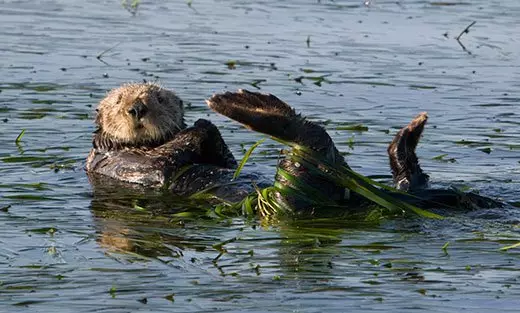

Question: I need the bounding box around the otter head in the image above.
[94,83,186,150]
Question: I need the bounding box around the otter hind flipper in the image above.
[388,112,429,191]
[207,90,339,161]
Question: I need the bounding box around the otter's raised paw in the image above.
[206,89,299,135]
[388,112,429,191]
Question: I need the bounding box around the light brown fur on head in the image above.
[94,83,185,149]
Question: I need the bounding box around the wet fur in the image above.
[387,112,429,191]
[93,83,186,150]
[207,89,341,163]
[87,84,502,212]
[87,84,236,190]
[207,89,347,204]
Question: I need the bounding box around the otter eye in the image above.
[127,108,137,117]
[127,102,148,119]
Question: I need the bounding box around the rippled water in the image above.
[1,0,520,312]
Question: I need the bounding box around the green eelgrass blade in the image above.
[233,138,266,180]
[282,141,443,219]
[188,134,442,220]
[276,168,335,203]
[500,242,520,251]
[15,129,26,143]
[254,186,292,218]
[339,173,442,219]
[338,166,443,219]
[241,194,255,216]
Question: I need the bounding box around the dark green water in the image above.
[1,0,519,312]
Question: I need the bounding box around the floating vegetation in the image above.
[0,182,50,191]
[456,21,477,54]
[109,286,117,298]
[18,111,47,120]
[336,124,369,132]
[294,75,331,86]
[2,82,62,92]
[346,136,355,150]
[500,242,520,251]
[121,0,140,15]
[31,99,55,105]
[15,129,25,143]
[300,68,315,73]
[233,138,266,180]
[432,154,456,163]
[430,2,471,6]
[96,42,121,65]
[455,139,492,147]
[4,194,58,201]
[49,159,77,171]
[441,242,450,255]
[225,60,237,69]
[409,85,437,90]
[223,60,276,71]
[1,155,73,169]
[212,237,237,262]
[2,156,56,163]
[27,227,57,235]
[250,79,266,89]
[200,138,442,221]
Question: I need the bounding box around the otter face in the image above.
[95,83,185,148]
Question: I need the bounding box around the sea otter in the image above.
[86,83,502,212]
[87,83,256,200]
[86,83,345,205]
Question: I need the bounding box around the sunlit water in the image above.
[1,0,519,312]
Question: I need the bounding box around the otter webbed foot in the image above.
[207,89,341,163]
[388,112,430,191]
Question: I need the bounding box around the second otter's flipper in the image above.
[207,89,340,162]
[388,112,429,191]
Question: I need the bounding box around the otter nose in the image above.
[128,101,148,120]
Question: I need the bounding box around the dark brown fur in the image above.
[207,89,347,205]
[387,112,429,191]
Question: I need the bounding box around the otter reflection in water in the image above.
[86,83,502,212]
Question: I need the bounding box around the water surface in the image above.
[1,0,520,312]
